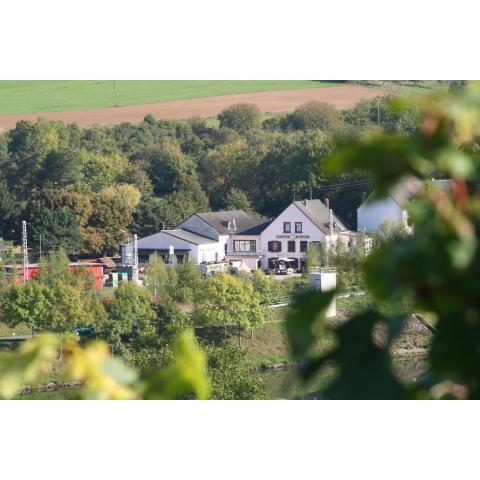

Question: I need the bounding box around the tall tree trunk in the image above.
[58,339,63,362]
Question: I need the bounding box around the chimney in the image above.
[232,218,237,230]
[303,199,307,206]
[325,198,330,209]
[329,209,334,236]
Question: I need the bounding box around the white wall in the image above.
[122,231,222,265]
[197,238,227,264]
[259,203,327,270]
[357,197,403,232]
[309,271,337,317]
[226,234,262,271]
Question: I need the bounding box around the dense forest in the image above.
[0,96,423,256]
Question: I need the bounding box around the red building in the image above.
[1,262,104,289]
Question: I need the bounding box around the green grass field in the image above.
[0,80,339,115]
[352,80,448,96]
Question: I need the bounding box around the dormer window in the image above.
[283,222,291,233]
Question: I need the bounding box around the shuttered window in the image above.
[268,241,281,252]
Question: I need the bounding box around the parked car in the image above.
[74,326,95,336]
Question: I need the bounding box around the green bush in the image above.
[218,103,261,133]
[287,101,341,131]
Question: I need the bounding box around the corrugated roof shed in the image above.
[96,257,117,269]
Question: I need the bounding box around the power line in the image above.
[279,179,372,199]
[311,180,372,192]
[285,179,372,193]
[311,183,372,194]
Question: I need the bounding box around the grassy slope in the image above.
[0,80,338,115]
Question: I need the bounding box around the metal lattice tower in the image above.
[21,220,29,283]
[132,234,139,282]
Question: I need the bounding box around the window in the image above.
[283,222,291,233]
[233,240,256,252]
[268,241,281,252]
[295,222,303,233]
[287,241,296,252]
[300,241,308,252]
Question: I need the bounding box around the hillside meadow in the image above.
[0,80,339,115]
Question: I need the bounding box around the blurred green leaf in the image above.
[285,290,335,359]
[102,358,138,384]
[320,312,406,399]
[0,334,59,399]
[141,331,211,400]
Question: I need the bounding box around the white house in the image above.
[357,177,452,232]
[121,210,268,268]
[227,199,351,271]
[176,210,267,262]
[121,229,221,265]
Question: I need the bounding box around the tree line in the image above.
[0,249,303,399]
[0,96,423,256]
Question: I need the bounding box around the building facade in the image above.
[122,202,350,273]
[122,210,268,269]
[0,263,104,289]
[227,199,350,271]
[357,177,452,232]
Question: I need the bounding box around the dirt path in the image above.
[0,85,384,129]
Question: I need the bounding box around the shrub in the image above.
[218,103,261,133]
[288,101,340,131]
[262,117,281,131]
[206,343,266,400]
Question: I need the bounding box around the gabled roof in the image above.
[194,210,272,235]
[293,199,347,234]
[363,177,453,208]
[238,219,273,235]
[389,176,424,207]
[163,229,217,245]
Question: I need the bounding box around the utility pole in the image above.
[132,234,139,283]
[377,98,380,127]
[21,220,29,284]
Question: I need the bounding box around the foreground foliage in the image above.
[0,331,210,400]
[287,83,480,399]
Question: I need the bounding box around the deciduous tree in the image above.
[194,273,264,343]
[218,103,261,134]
